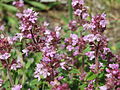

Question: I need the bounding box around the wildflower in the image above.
[22,49,29,56]
[12,84,22,90]
[0,53,11,60]
[12,33,24,42]
[60,62,66,70]
[0,79,3,87]
[72,0,84,7]
[109,64,119,69]
[103,47,111,54]
[74,9,82,16]
[43,21,49,27]
[0,25,5,31]
[57,76,64,80]
[66,45,74,51]
[69,20,77,31]
[83,34,96,42]
[85,51,95,60]
[105,64,120,89]
[82,13,89,19]
[12,0,24,7]
[34,63,50,81]
[17,8,38,34]
[100,20,107,28]
[99,85,107,90]
[10,59,22,70]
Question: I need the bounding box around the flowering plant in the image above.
[0,0,120,90]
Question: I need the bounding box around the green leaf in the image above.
[87,73,97,81]
[0,0,14,3]
[85,71,93,80]
[0,3,18,12]
[83,45,91,53]
[30,79,39,86]
[48,2,61,8]
[33,52,42,63]
[2,80,10,89]
[25,0,50,10]
[79,84,87,90]
[25,58,34,69]
[70,69,80,74]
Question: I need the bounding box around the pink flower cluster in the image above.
[16,8,38,38]
[65,34,86,56]
[105,64,120,89]
[72,0,89,19]
[85,80,95,90]
[12,0,24,7]
[83,13,107,33]
[34,63,50,81]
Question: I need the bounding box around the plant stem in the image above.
[81,55,84,73]
[30,29,37,44]
[68,0,73,21]
[5,60,14,86]
[7,68,14,86]
[95,42,100,89]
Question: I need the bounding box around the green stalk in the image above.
[68,0,73,21]
[5,60,14,86]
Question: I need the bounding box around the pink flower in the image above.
[10,59,22,70]
[0,53,11,60]
[22,49,29,56]
[69,20,77,31]
[34,63,50,81]
[12,33,23,41]
[60,62,66,70]
[83,23,92,30]
[55,26,61,31]
[103,47,111,54]
[58,76,64,80]
[44,30,51,35]
[0,79,3,87]
[42,56,51,62]
[12,0,24,7]
[83,34,96,42]
[109,64,119,69]
[72,0,84,7]
[0,25,5,31]
[43,21,49,27]
[99,85,107,90]
[66,45,74,51]
[85,51,95,60]
[70,34,78,40]
[18,8,38,32]
[82,13,89,19]
[74,9,82,16]
[12,84,22,90]
[100,20,107,28]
